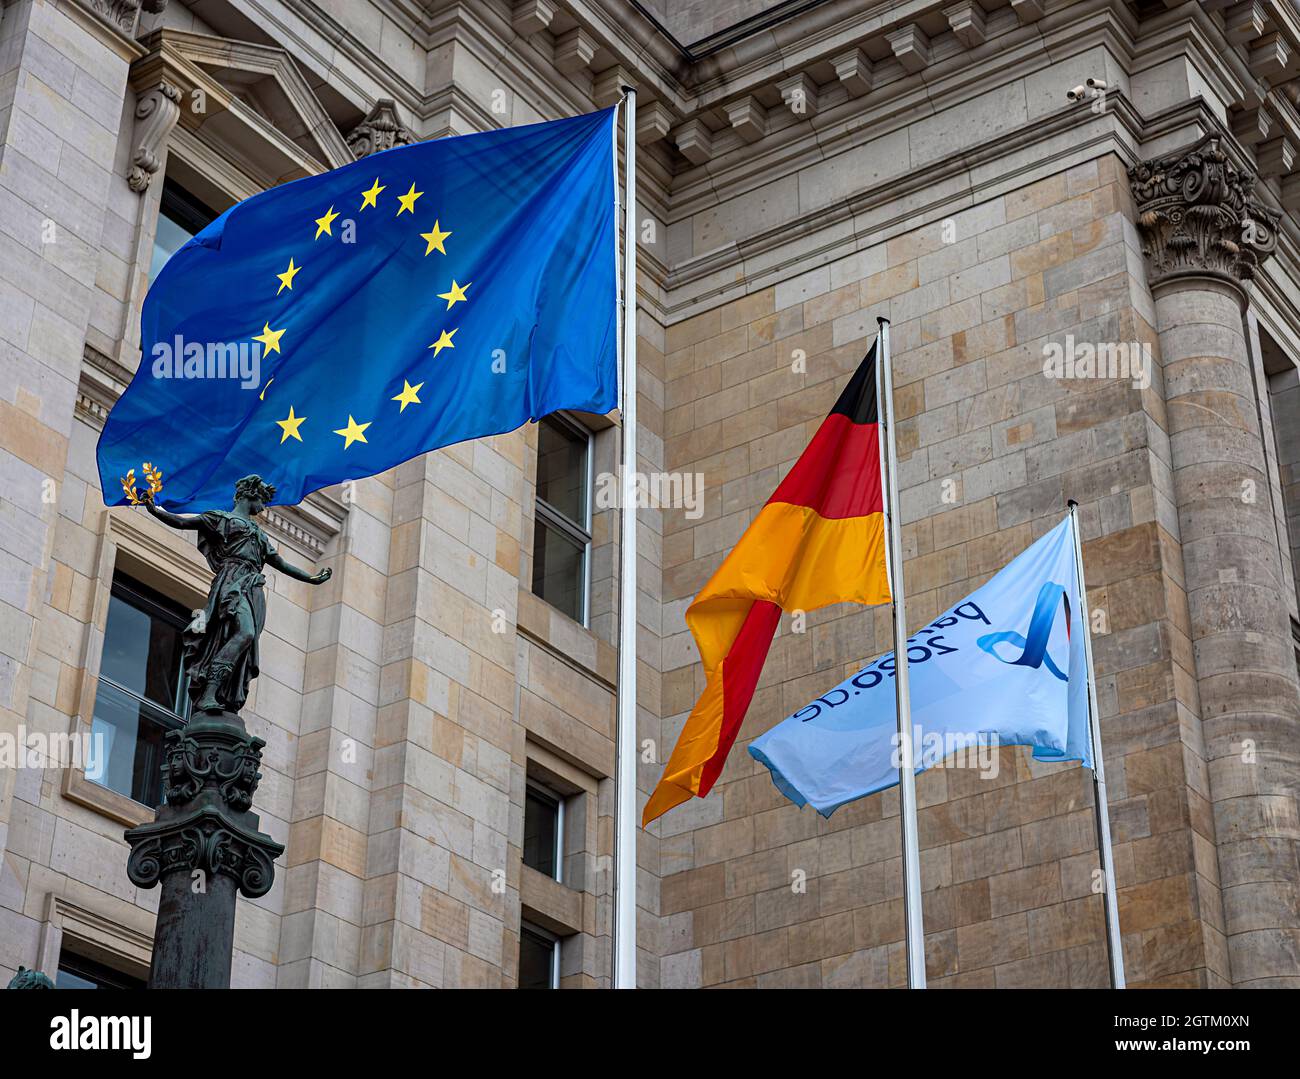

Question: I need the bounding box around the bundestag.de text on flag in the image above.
[97,108,619,511]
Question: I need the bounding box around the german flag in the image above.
[643,342,892,825]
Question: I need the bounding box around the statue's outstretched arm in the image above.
[267,550,332,585]
[145,502,200,530]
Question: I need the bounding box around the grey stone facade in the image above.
[0,0,1298,987]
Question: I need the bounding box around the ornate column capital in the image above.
[124,711,284,900]
[74,0,168,39]
[347,99,415,158]
[1127,135,1280,293]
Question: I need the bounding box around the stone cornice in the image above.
[225,0,426,115]
[661,95,1147,321]
[665,3,1138,224]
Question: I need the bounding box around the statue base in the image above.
[123,709,284,989]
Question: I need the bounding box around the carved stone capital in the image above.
[347,99,414,158]
[127,82,182,193]
[124,711,283,899]
[75,0,168,41]
[1127,135,1280,292]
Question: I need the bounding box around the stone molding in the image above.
[35,895,154,983]
[130,28,354,182]
[1128,135,1281,292]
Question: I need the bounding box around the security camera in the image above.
[1067,85,1086,102]
[1086,77,1107,90]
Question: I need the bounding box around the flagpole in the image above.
[1066,499,1126,989]
[876,317,926,988]
[613,86,639,990]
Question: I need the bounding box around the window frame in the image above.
[531,412,594,627]
[56,949,147,990]
[519,921,561,990]
[98,574,193,717]
[88,573,193,809]
[148,176,220,285]
[523,778,565,885]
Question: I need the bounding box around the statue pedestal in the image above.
[123,710,284,989]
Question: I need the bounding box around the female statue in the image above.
[145,474,331,714]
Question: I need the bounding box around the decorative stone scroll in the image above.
[127,82,182,193]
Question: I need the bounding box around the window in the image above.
[518,923,560,989]
[149,178,218,284]
[531,414,592,624]
[523,780,564,882]
[55,950,147,990]
[88,574,192,808]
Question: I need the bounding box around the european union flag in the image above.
[98,108,618,511]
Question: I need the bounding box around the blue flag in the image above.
[98,108,618,511]
[749,516,1093,816]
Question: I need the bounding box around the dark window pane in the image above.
[54,969,98,989]
[56,952,146,989]
[536,417,587,524]
[88,678,180,808]
[100,579,190,713]
[531,518,585,623]
[149,179,218,284]
[518,927,556,989]
[523,787,559,878]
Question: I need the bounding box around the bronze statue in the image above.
[5,966,54,989]
[144,474,331,714]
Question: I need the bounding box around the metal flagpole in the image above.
[1066,499,1126,989]
[613,86,639,990]
[876,317,926,988]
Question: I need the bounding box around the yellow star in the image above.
[360,178,385,210]
[392,379,424,412]
[314,205,339,239]
[253,322,286,356]
[428,328,457,357]
[276,406,306,443]
[276,258,300,294]
[396,182,423,216]
[420,220,451,255]
[437,280,470,310]
[333,415,371,449]
[259,377,274,401]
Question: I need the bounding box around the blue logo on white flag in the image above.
[976,580,1069,681]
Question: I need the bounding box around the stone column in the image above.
[124,710,284,988]
[1130,137,1300,987]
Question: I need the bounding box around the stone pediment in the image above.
[131,29,354,186]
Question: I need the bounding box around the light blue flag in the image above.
[749,516,1093,816]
